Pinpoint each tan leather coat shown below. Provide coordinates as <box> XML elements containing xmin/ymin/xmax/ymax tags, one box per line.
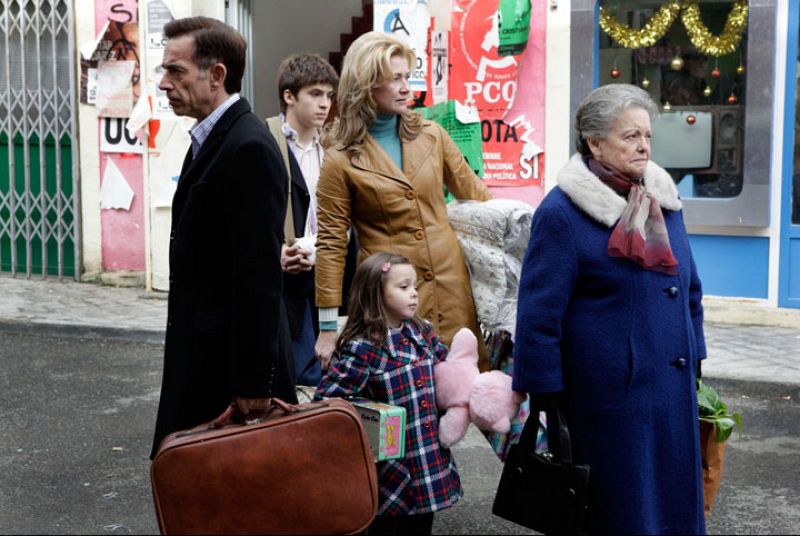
<box><xmin>316</xmin><ymin>120</ymin><xmax>491</xmax><ymax>363</ymax></box>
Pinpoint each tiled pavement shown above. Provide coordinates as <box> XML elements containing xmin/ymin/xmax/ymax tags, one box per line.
<box><xmin>1</xmin><ymin>275</ymin><xmax>798</xmax><ymax>385</ymax></box>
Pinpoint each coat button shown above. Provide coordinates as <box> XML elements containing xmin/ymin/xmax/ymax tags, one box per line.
<box><xmin>415</xmin><ymin>380</ymin><xmax>423</xmax><ymax>388</ymax></box>
<box><xmin>423</xmin><ymin>421</ymin><xmax>430</xmax><ymax>428</ymax></box>
<box><xmin>420</xmin><ymin>400</ymin><xmax>428</xmax><ymax>408</ymax></box>
<box><xmin>668</xmin><ymin>286</ymin><xmax>679</xmax><ymax>298</ymax></box>
<box><xmin>405</xmin><ymin>190</ymin><xmax>415</xmax><ymax>200</ymax></box>
<box><xmin>414</xmin><ymin>230</ymin><xmax>424</xmax><ymax>240</ymax></box>
<box><xmin>424</xmin><ymin>271</ymin><xmax>434</xmax><ymax>281</ymax></box>
<box><xmin>675</xmin><ymin>358</ymin><xmax>687</xmax><ymax>369</ymax></box>
<box><xmin>169</xmin><ymin>230</ymin><xmax>176</xmax><ymax>240</ymax></box>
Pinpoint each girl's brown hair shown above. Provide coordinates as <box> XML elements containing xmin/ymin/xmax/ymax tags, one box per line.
<box><xmin>336</xmin><ymin>252</ymin><xmax>423</xmax><ymax>352</ymax></box>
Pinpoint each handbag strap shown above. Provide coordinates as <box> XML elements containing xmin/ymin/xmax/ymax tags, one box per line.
<box><xmin>266</xmin><ymin>116</ymin><xmax>296</xmax><ymax>246</ymax></box>
<box><xmin>518</xmin><ymin>403</ymin><xmax>575</xmax><ymax>464</ymax></box>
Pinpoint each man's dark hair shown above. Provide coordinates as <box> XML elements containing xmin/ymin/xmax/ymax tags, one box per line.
<box><xmin>163</xmin><ymin>16</ymin><xmax>246</xmax><ymax>94</ymax></box>
<box><xmin>277</xmin><ymin>53</ymin><xmax>339</xmax><ymax>113</ymax></box>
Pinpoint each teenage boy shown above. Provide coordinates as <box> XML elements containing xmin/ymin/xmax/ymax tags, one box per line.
<box><xmin>271</xmin><ymin>53</ymin><xmax>338</xmax><ymax>386</ymax></box>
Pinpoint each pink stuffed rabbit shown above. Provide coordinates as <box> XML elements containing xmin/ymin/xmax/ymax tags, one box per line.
<box><xmin>434</xmin><ymin>328</ymin><xmax>524</xmax><ymax>448</ymax></box>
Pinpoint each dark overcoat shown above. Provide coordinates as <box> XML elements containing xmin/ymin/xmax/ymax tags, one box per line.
<box><xmin>281</xmin><ymin>146</ymin><xmax>317</xmax><ymax>339</ymax></box>
<box><xmin>513</xmin><ymin>154</ymin><xmax>707</xmax><ymax>534</ymax></box>
<box><xmin>151</xmin><ymin>98</ymin><xmax>296</xmax><ymax>459</ymax></box>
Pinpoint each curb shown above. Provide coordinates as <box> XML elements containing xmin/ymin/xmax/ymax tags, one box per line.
<box><xmin>0</xmin><ymin>318</ymin><xmax>165</xmax><ymax>344</ymax></box>
<box><xmin>700</xmin><ymin>375</ymin><xmax>800</xmax><ymax>394</ymax></box>
<box><xmin>703</xmin><ymin>297</ymin><xmax>800</xmax><ymax>330</ymax></box>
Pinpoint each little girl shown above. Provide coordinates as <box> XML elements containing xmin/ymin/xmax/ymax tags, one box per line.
<box><xmin>315</xmin><ymin>252</ymin><xmax>462</xmax><ymax>536</ymax></box>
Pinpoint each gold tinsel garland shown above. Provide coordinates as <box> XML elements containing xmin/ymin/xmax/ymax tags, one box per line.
<box><xmin>599</xmin><ymin>1</ymin><xmax>682</xmax><ymax>49</ymax></box>
<box><xmin>682</xmin><ymin>1</ymin><xmax>749</xmax><ymax>57</ymax></box>
<box><xmin>599</xmin><ymin>1</ymin><xmax>749</xmax><ymax>58</ymax></box>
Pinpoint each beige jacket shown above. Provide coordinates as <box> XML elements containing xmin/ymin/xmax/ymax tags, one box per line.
<box><xmin>316</xmin><ymin>120</ymin><xmax>491</xmax><ymax>361</ymax></box>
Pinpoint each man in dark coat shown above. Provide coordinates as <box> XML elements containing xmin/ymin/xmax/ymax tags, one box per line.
<box><xmin>150</xmin><ymin>16</ymin><xmax>296</xmax><ymax>459</ymax></box>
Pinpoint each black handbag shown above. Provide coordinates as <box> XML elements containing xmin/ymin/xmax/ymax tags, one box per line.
<box><xmin>492</xmin><ymin>404</ymin><xmax>590</xmax><ymax>534</ymax></box>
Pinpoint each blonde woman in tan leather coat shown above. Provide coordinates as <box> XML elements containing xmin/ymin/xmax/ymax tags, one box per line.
<box><xmin>314</xmin><ymin>31</ymin><xmax>491</xmax><ymax>371</ymax></box>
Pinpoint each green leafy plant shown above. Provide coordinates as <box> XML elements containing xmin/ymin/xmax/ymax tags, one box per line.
<box><xmin>697</xmin><ymin>380</ymin><xmax>743</xmax><ymax>442</ymax></box>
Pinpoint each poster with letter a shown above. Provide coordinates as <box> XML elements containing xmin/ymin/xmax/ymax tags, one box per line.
<box><xmin>374</xmin><ymin>0</ymin><xmax>431</xmax><ymax>92</ymax></box>
<box><xmin>450</xmin><ymin>0</ymin><xmax>545</xmax><ymax>197</ymax></box>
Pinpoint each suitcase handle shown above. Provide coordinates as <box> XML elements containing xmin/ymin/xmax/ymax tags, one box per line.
<box><xmin>211</xmin><ymin>398</ymin><xmax>299</xmax><ymax>429</ymax></box>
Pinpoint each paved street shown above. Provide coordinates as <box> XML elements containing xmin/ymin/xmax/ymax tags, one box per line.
<box><xmin>0</xmin><ymin>320</ymin><xmax>798</xmax><ymax>534</ymax></box>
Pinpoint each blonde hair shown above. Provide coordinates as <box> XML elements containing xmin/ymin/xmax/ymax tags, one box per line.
<box><xmin>329</xmin><ymin>31</ymin><xmax>423</xmax><ymax>153</ymax></box>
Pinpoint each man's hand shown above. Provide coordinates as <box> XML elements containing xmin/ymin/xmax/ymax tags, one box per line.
<box><xmin>315</xmin><ymin>330</ymin><xmax>338</xmax><ymax>371</ymax></box>
<box><xmin>235</xmin><ymin>397</ymin><xmax>270</xmax><ymax>415</ymax></box>
<box><xmin>281</xmin><ymin>243</ymin><xmax>314</xmax><ymax>274</ymax></box>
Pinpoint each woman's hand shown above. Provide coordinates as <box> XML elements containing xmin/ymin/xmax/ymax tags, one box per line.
<box><xmin>281</xmin><ymin>243</ymin><xmax>314</xmax><ymax>273</ymax></box>
<box><xmin>315</xmin><ymin>330</ymin><xmax>338</xmax><ymax>370</ymax></box>
<box><xmin>235</xmin><ymin>397</ymin><xmax>270</xmax><ymax>415</ymax></box>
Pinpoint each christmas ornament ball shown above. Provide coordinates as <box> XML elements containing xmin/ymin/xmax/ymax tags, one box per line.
<box><xmin>712</xmin><ymin>67</ymin><xmax>721</xmax><ymax>78</ymax></box>
<box><xmin>703</xmin><ymin>86</ymin><xmax>713</xmax><ymax>97</ymax></box>
<box><xmin>663</xmin><ymin>101</ymin><xmax>672</xmax><ymax>111</ymax></box>
<box><xmin>642</xmin><ymin>78</ymin><xmax>650</xmax><ymax>89</ymax></box>
<box><xmin>728</xmin><ymin>94</ymin><xmax>738</xmax><ymax>105</ymax></box>
<box><xmin>671</xmin><ymin>57</ymin><xmax>684</xmax><ymax>71</ymax></box>
<box><xmin>736</xmin><ymin>65</ymin><xmax>745</xmax><ymax>75</ymax></box>
<box><xmin>686</xmin><ymin>114</ymin><xmax>696</xmax><ymax>125</ymax></box>
<box><xmin>610</xmin><ymin>68</ymin><xmax>621</xmax><ymax>79</ymax></box>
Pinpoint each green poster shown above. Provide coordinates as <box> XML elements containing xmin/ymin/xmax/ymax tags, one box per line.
<box><xmin>498</xmin><ymin>0</ymin><xmax>531</xmax><ymax>57</ymax></box>
<box><xmin>421</xmin><ymin>100</ymin><xmax>484</xmax><ymax>179</ymax></box>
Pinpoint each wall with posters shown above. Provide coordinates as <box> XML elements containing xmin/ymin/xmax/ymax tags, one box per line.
<box><xmin>374</xmin><ymin>0</ymin><xmax>547</xmax><ymax>207</ymax></box>
<box><xmin>75</xmin><ymin>0</ymin><xmax>218</xmax><ymax>287</ymax></box>
<box><xmin>76</xmin><ymin>0</ymin><xmax>146</xmax><ymax>278</ymax></box>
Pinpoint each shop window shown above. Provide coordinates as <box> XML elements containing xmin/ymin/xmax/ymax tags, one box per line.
<box><xmin>598</xmin><ymin>1</ymin><xmax>748</xmax><ymax>199</ymax></box>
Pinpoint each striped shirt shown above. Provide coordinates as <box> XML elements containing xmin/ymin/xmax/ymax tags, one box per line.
<box><xmin>316</xmin><ymin>320</ymin><xmax>462</xmax><ymax>515</ymax></box>
<box><xmin>189</xmin><ymin>93</ymin><xmax>241</xmax><ymax>158</ymax></box>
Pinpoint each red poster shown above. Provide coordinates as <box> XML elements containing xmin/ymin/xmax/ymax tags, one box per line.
<box><xmin>450</xmin><ymin>0</ymin><xmax>545</xmax><ymax>191</ymax></box>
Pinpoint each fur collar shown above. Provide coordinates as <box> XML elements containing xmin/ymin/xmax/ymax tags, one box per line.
<box><xmin>556</xmin><ymin>154</ymin><xmax>682</xmax><ymax>228</ymax></box>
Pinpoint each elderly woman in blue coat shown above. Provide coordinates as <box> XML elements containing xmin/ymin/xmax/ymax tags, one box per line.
<box><xmin>513</xmin><ymin>84</ymin><xmax>706</xmax><ymax>534</ymax></box>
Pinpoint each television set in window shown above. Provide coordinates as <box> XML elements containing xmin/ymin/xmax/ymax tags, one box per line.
<box><xmin>651</xmin><ymin>110</ymin><xmax>713</xmax><ymax>169</ymax></box>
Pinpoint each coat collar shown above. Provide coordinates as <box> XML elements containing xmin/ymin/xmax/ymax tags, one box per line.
<box><xmin>349</xmin><ymin>120</ymin><xmax>437</xmax><ymax>188</ymax></box>
<box><xmin>556</xmin><ymin>153</ymin><xmax>682</xmax><ymax>227</ymax></box>
<box><xmin>172</xmin><ymin>98</ymin><xmax>252</xmax><ymax>225</ymax></box>
<box><xmin>384</xmin><ymin>320</ymin><xmax>430</xmax><ymax>361</ymax></box>
<box><xmin>178</xmin><ymin>98</ymin><xmax>252</xmax><ymax>183</ymax></box>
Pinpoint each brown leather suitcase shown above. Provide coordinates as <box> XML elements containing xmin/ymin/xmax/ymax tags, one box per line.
<box><xmin>150</xmin><ymin>398</ymin><xmax>378</xmax><ymax>535</ymax></box>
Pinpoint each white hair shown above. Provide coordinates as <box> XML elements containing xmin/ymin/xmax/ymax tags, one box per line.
<box><xmin>575</xmin><ymin>84</ymin><xmax>659</xmax><ymax>155</ymax></box>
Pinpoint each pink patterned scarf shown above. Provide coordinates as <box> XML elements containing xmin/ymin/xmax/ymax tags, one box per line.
<box><xmin>585</xmin><ymin>156</ymin><xmax>678</xmax><ymax>275</ymax></box>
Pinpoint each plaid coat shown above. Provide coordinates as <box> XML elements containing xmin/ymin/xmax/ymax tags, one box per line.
<box><xmin>316</xmin><ymin>320</ymin><xmax>462</xmax><ymax>515</ymax></box>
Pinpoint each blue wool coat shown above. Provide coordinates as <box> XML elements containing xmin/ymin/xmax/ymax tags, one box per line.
<box><xmin>513</xmin><ymin>154</ymin><xmax>707</xmax><ymax>535</ymax></box>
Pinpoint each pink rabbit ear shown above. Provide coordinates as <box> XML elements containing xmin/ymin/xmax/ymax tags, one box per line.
<box><xmin>381</xmin><ymin>262</ymin><xmax>391</xmax><ymax>273</ymax></box>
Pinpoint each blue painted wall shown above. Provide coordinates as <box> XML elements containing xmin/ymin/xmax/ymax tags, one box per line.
<box><xmin>689</xmin><ymin>235</ymin><xmax>769</xmax><ymax>298</ymax></box>
<box><xmin>779</xmin><ymin>0</ymin><xmax>800</xmax><ymax>308</ymax></box>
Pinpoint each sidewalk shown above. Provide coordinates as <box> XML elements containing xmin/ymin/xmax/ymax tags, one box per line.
<box><xmin>1</xmin><ymin>275</ymin><xmax>799</xmax><ymax>385</ymax></box>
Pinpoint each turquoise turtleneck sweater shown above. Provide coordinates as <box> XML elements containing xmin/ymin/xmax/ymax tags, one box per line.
<box><xmin>369</xmin><ymin>114</ymin><xmax>402</xmax><ymax>170</ymax></box>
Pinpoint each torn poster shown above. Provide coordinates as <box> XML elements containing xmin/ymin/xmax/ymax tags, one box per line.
<box><xmin>96</xmin><ymin>60</ymin><xmax>135</xmax><ymax>118</ymax></box>
<box><xmin>127</xmin><ymin>92</ymin><xmax>153</xmax><ymax>141</ymax></box>
<box><xmin>431</xmin><ymin>31</ymin><xmax>448</xmax><ymax>104</ymax></box>
<box><xmin>148</xmin><ymin>0</ymin><xmax>174</xmax><ymax>50</ymax></box>
<box><xmin>100</xmin><ymin>158</ymin><xmax>135</xmax><ymax>210</ymax></box>
<box><xmin>421</xmin><ymin>100</ymin><xmax>483</xmax><ymax>177</ymax></box>
<box><xmin>101</xmin><ymin>117</ymin><xmax>145</xmax><ymax>154</ymax></box>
